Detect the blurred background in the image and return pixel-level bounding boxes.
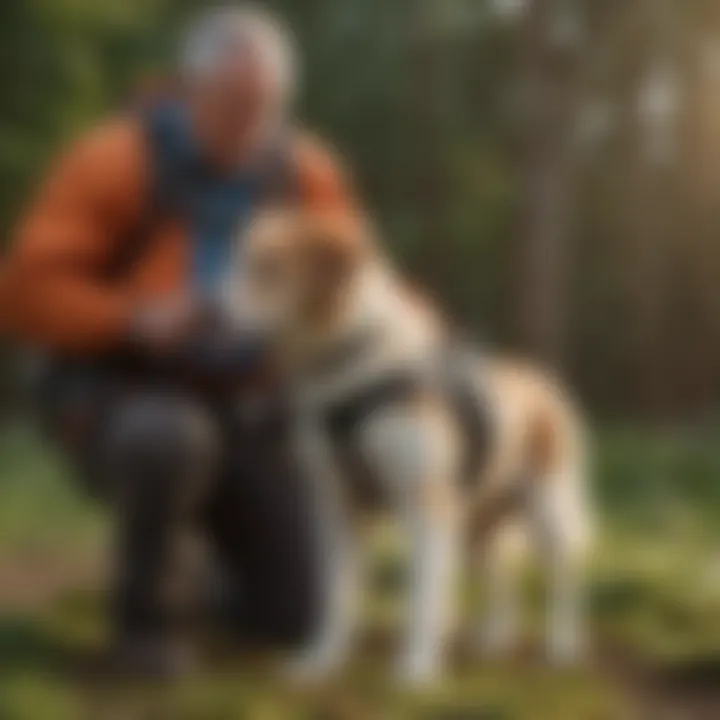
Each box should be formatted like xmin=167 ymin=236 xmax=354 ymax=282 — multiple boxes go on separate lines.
xmin=1 ymin=1 xmax=719 ymax=718
xmin=1 ymin=0 xmax=720 ymax=420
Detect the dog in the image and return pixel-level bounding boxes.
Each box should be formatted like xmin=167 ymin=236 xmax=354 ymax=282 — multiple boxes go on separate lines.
xmin=223 ymin=210 xmax=593 ymax=685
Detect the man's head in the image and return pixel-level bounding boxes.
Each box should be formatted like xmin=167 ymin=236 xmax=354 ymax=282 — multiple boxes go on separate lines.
xmin=226 ymin=211 xmax=369 ymax=348
xmin=180 ymin=5 xmax=298 ymax=168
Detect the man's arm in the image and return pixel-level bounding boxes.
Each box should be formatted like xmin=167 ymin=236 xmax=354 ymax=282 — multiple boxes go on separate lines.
xmin=3 ymin=120 xmax=148 ymax=354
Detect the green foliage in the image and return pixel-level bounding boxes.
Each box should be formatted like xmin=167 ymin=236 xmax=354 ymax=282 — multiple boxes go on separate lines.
xmin=0 ymin=426 xmax=103 ymax=552
xmin=596 ymin=426 xmax=720 ymax=534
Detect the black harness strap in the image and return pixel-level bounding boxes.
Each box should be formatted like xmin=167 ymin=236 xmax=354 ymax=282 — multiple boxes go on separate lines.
xmin=324 ymin=372 xmax=423 ymax=442
xmin=320 ymin=344 xmax=495 ymax=493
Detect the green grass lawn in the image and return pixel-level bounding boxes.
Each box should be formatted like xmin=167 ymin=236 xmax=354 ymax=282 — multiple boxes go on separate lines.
xmin=1 ymin=424 xmax=720 ymax=719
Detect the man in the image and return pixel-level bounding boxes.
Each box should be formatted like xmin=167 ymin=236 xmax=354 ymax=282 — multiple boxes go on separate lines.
xmin=2 ymin=7 xmax=359 ymax=674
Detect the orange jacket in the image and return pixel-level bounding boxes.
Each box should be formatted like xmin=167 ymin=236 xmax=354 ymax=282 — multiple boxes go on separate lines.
xmin=2 ymin=117 xmax=357 ymax=355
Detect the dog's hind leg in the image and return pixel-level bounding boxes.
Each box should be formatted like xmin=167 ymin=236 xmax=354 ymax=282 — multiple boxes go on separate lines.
xmin=529 ymin=470 xmax=591 ymax=664
xmin=475 ymin=523 xmax=525 ymax=658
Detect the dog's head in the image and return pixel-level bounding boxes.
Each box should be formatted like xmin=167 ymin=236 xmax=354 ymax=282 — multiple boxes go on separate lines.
xmin=226 ymin=210 xmax=369 ymax=347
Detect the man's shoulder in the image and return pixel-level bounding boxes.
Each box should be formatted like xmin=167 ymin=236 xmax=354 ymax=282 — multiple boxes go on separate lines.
xmin=57 ymin=117 xmax=148 ymax=187
xmin=36 ymin=116 xmax=150 ymax=222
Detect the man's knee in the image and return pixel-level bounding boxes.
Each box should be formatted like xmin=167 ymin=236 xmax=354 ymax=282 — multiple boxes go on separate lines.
xmin=247 ymin=585 xmax=320 ymax=648
xmin=106 ymin=393 xmax=220 ymax=503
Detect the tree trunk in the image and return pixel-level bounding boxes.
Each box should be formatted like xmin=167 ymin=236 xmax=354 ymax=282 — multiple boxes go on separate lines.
xmin=516 ymin=0 xmax=581 ymax=369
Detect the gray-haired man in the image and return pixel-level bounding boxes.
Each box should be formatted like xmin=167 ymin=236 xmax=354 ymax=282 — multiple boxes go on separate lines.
xmin=3 ymin=5 xmax=361 ymax=674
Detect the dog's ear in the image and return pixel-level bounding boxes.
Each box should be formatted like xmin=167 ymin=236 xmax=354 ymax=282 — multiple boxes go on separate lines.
xmin=300 ymin=213 xmax=368 ymax=317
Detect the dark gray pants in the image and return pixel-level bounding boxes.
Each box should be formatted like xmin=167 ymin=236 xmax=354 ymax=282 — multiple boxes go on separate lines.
xmin=50 ymin=383 xmax=320 ymax=649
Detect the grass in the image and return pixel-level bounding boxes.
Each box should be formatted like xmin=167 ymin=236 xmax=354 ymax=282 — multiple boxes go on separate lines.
xmin=1 ymin=424 xmax=720 ymax=719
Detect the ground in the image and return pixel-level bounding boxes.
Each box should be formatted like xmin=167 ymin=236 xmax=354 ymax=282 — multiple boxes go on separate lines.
xmin=1 ymin=424 xmax=720 ymax=719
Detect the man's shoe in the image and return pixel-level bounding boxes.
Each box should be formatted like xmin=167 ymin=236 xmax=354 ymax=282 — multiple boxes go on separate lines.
xmin=110 ymin=635 xmax=196 ymax=680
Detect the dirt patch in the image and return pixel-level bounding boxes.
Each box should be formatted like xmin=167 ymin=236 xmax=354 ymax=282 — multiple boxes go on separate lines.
xmin=595 ymin=641 xmax=720 ymax=719
xmin=359 ymin=630 xmax=720 ymax=718
xmin=0 ymin=552 xmax=105 ymax=611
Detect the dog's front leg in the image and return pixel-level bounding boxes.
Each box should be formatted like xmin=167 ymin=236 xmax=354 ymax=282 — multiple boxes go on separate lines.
xmin=362 ymin=409 xmax=460 ymax=685
xmin=398 ymin=483 xmax=459 ymax=685
xmin=282 ymin=417 xmax=360 ymax=682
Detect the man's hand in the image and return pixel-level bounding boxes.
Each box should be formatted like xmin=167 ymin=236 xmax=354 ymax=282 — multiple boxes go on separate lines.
xmin=130 ymin=294 xmax=203 ymax=356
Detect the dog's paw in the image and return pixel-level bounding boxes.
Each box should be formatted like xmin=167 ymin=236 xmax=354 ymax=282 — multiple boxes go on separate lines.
xmin=547 ymin=626 xmax=586 ymax=667
xmin=279 ymin=645 xmax=343 ymax=686
xmin=395 ymin=652 xmax=442 ymax=688
xmin=475 ymin=619 xmax=517 ymax=659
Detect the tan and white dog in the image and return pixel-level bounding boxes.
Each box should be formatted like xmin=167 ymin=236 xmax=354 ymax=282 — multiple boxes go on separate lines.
xmin=224 ymin=211 xmax=592 ymax=685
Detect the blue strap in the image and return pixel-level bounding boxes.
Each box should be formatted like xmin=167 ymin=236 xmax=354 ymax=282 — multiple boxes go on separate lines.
xmin=145 ymin=103 xmax=259 ymax=297
xmin=190 ymin=176 xmax=255 ymax=295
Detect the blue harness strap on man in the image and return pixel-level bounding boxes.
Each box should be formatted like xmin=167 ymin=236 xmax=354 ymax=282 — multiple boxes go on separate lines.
xmin=139 ymin=102 xmax=294 ymax=296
